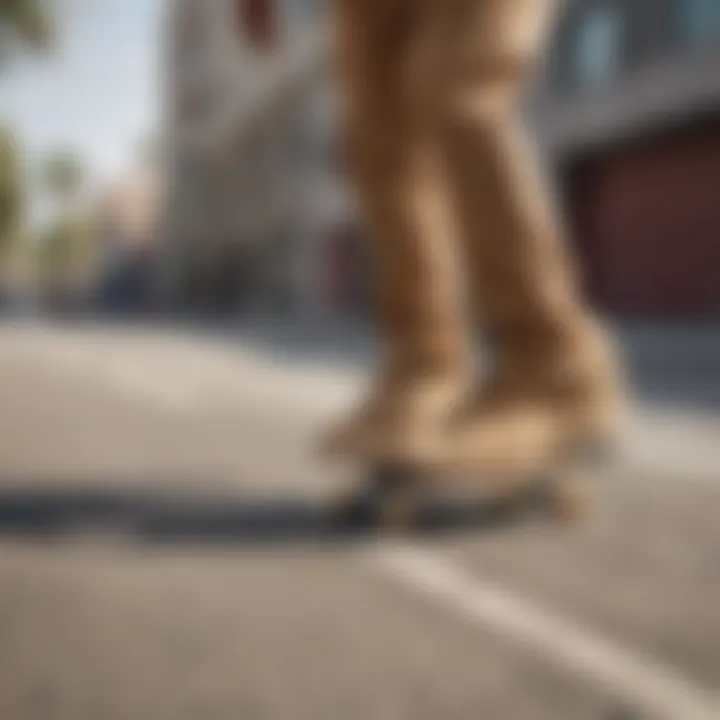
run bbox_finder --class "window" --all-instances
[284,0,327,29]
[298,0,326,20]
[573,4,624,90]
[680,0,720,45]
[235,0,279,50]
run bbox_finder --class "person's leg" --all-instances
[322,0,470,459]
[429,0,623,474]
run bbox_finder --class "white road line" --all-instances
[371,545,720,720]
[4,326,720,717]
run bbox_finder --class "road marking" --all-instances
[3,325,720,718]
[371,545,720,720]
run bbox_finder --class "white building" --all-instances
[160,0,359,315]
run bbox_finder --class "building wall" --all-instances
[537,0,720,317]
[160,0,333,312]
[161,0,720,320]
[566,122,720,315]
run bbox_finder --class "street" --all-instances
[0,320,718,720]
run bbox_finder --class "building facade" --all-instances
[161,0,720,320]
[535,0,720,316]
[160,0,359,317]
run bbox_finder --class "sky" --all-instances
[0,0,165,189]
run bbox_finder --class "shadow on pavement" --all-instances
[0,482,541,545]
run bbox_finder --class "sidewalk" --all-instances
[198,315,720,480]
[19,314,718,480]
[615,320,720,412]
[205,314,720,407]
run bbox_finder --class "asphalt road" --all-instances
[0,320,718,720]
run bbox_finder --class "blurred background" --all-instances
[0,1,719,719]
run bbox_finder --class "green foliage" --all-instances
[37,212,97,283]
[0,127,24,257]
[0,0,53,60]
[43,148,83,201]
[31,149,91,299]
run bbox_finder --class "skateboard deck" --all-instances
[333,461,592,532]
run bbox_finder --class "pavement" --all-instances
[0,318,719,720]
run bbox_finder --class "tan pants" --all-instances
[326,0,621,465]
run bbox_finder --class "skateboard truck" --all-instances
[333,458,594,533]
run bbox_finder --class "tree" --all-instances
[0,127,24,259]
[43,148,83,203]
[36,211,97,308]
[0,0,53,62]
[36,149,97,307]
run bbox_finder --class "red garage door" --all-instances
[567,124,720,317]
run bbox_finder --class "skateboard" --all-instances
[333,460,592,532]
